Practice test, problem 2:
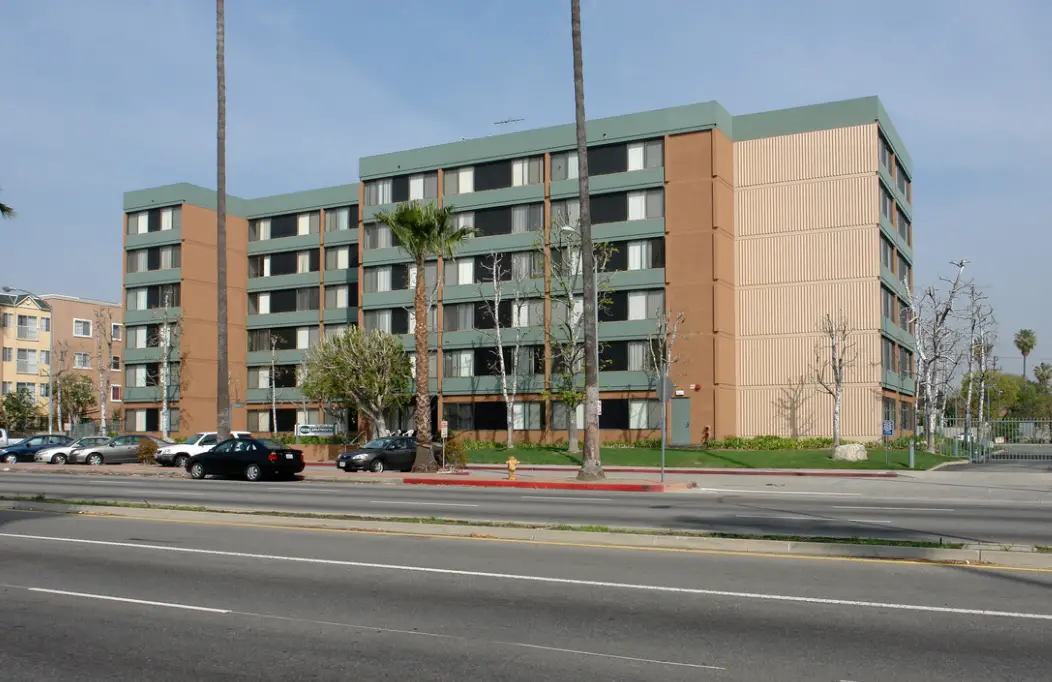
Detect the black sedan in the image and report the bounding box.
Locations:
[185,437,304,482]
[0,434,73,463]
[336,436,439,473]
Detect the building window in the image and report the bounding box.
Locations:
[111,355,121,371]
[510,204,543,233]
[627,189,664,221]
[512,402,542,431]
[899,347,913,378]
[511,251,544,280]
[40,350,50,366]
[627,139,664,171]
[41,317,50,333]
[898,299,911,331]
[512,157,543,187]
[444,167,475,196]
[408,173,439,201]
[1,347,10,362]
[880,186,894,221]
[881,287,895,323]
[0,382,10,395]
[363,310,392,334]
[364,222,394,250]
[249,218,271,242]
[325,246,355,271]
[16,382,36,398]
[627,239,665,270]
[896,208,912,245]
[880,236,894,272]
[882,397,897,424]
[111,385,122,402]
[1,313,12,328]
[897,255,911,285]
[325,285,350,310]
[551,198,581,228]
[629,399,661,429]
[882,338,895,372]
[126,326,148,349]
[364,179,393,207]
[16,315,38,341]
[40,382,50,398]
[444,257,475,287]
[627,290,665,321]
[878,134,891,171]
[74,352,91,370]
[443,303,475,332]
[627,341,656,372]
[363,266,393,294]
[111,323,123,341]
[297,326,319,349]
[551,402,584,430]
[126,207,181,235]
[550,151,579,181]
[126,364,147,387]
[324,206,353,232]
[73,318,93,338]
[896,162,910,198]
[16,349,38,375]
[442,349,474,378]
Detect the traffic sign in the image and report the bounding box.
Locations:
[440,420,448,439]
[597,400,602,416]
[882,420,895,438]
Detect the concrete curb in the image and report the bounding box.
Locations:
[402,477,697,492]
[929,459,973,471]
[4,500,1049,570]
[463,465,898,478]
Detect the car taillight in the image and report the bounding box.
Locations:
[268,453,278,462]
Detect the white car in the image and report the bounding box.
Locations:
[155,431,252,469]
[34,436,113,464]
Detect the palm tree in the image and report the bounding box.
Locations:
[1014,329,1037,381]
[0,189,14,218]
[570,0,603,480]
[215,0,231,440]
[375,201,473,471]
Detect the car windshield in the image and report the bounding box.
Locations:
[256,439,285,450]
[182,433,204,444]
[74,437,106,447]
[362,438,392,449]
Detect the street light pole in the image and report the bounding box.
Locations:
[3,286,53,432]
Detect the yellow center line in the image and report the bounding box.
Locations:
[6,506,1052,575]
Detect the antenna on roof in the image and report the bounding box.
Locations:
[494,117,525,126]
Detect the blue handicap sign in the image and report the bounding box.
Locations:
[882,420,895,437]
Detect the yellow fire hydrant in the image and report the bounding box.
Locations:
[506,455,519,481]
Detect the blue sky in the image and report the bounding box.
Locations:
[2,0,1049,372]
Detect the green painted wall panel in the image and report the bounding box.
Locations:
[361,246,409,266]
[243,185,359,218]
[443,184,544,212]
[879,215,913,263]
[592,218,665,241]
[246,311,320,329]
[124,386,177,403]
[246,272,321,293]
[246,234,322,256]
[320,268,359,286]
[124,308,182,326]
[550,167,665,200]
[125,230,183,250]
[599,370,656,391]
[322,229,359,246]
[123,183,359,220]
[598,319,660,341]
[881,318,915,351]
[442,375,545,396]
[246,349,308,366]
[125,269,182,288]
[321,307,359,325]
[361,290,413,309]
[123,347,168,363]
[880,265,909,300]
[879,168,912,221]
[247,387,308,404]
[362,198,438,222]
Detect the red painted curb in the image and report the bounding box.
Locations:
[402,478,696,492]
[463,464,897,478]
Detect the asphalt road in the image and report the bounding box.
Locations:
[2,509,1051,680]
[2,470,1052,545]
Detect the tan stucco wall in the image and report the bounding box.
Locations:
[735,123,884,440]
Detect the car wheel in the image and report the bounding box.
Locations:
[189,462,206,479]
[52,454,67,465]
[174,455,189,470]
[245,463,263,482]
[86,453,104,466]
[2,453,18,464]
[369,459,385,473]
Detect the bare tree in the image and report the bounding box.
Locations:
[270,334,280,436]
[53,341,70,433]
[154,292,184,440]
[906,260,970,452]
[963,286,993,448]
[811,312,860,448]
[775,375,813,439]
[93,308,115,435]
[648,311,685,473]
[476,253,533,448]
[215,0,230,440]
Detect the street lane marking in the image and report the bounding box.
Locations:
[11,582,723,672]
[833,506,956,512]
[694,488,862,497]
[845,519,894,525]
[369,501,479,508]
[734,514,814,520]
[5,532,1052,621]
[27,587,231,613]
[521,496,613,502]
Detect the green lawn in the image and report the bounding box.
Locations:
[465,447,953,470]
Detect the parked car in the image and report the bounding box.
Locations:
[186,437,304,482]
[0,434,73,463]
[336,436,440,473]
[0,428,25,449]
[34,436,112,464]
[155,431,252,468]
[71,434,169,465]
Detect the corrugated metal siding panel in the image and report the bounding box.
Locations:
[737,384,883,440]
[733,123,877,188]
[739,332,882,387]
[736,226,879,286]
[738,280,880,337]
[735,176,877,238]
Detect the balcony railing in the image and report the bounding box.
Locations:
[16,361,38,375]
[16,326,39,341]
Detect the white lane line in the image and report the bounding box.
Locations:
[520,496,613,502]
[13,583,722,671]
[369,501,479,508]
[845,519,894,525]
[834,506,955,512]
[733,514,814,521]
[27,587,231,613]
[92,490,206,497]
[694,488,862,497]
[4,532,1052,622]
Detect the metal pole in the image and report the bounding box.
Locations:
[660,363,667,484]
[47,306,53,432]
[884,435,888,466]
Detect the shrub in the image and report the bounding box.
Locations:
[137,439,159,465]
[442,437,469,470]
[706,435,836,451]
[462,440,504,451]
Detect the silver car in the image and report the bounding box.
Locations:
[34,436,112,465]
[72,434,168,466]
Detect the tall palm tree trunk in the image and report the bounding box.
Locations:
[215,0,231,440]
[571,0,603,480]
[412,257,435,471]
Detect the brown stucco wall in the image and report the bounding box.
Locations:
[663,129,737,441]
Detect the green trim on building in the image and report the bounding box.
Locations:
[246,272,322,294]
[124,269,182,288]
[246,349,308,366]
[124,307,182,326]
[246,310,321,329]
[123,347,170,364]
[360,101,732,180]
[123,183,359,219]
[125,230,182,250]
[243,184,359,219]
[247,234,322,256]
[247,387,308,404]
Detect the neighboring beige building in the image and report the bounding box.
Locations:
[41,294,123,431]
[0,293,53,425]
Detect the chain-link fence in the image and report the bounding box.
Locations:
[928,418,1052,462]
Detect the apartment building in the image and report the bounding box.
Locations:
[122,95,915,442]
[0,293,52,422]
[40,295,124,430]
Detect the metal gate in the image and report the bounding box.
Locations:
[936,419,1052,462]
